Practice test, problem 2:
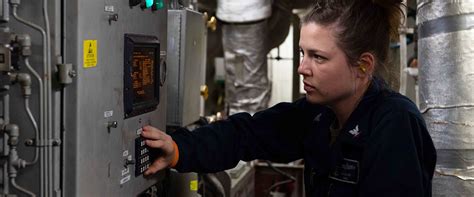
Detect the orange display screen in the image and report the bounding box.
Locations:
[131,47,155,104]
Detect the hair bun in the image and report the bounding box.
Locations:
[371,0,403,8]
[370,0,404,39]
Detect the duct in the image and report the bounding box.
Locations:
[418,23,474,149]
[432,150,474,195]
[216,0,272,23]
[222,20,271,115]
[417,0,474,24]
[417,0,474,195]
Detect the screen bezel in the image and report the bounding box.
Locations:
[123,34,160,119]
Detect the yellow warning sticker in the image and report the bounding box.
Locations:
[190,180,198,191]
[83,40,97,68]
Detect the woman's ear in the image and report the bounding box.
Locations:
[356,52,375,78]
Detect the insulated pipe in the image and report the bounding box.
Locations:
[417,0,474,195]
[10,3,47,196]
[418,0,474,149]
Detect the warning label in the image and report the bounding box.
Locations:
[83,40,97,68]
[190,180,198,191]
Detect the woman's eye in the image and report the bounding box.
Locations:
[312,54,327,62]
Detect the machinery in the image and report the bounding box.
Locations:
[0,0,172,196]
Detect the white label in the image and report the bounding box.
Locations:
[104,110,113,118]
[105,5,115,12]
[120,175,131,185]
[122,150,129,157]
[121,167,130,176]
[136,128,143,135]
[127,155,132,161]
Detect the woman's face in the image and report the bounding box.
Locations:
[298,23,357,105]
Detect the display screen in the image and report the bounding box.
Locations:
[124,34,160,118]
[131,47,155,105]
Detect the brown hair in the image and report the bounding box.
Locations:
[302,0,404,78]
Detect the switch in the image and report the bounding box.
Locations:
[130,0,163,10]
[124,157,135,168]
[142,0,153,9]
[152,0,164,10]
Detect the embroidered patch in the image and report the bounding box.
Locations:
[314,113,322,122]
[348,125,360,137]
[329,158,359,184]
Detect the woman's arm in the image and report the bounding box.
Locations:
[359,100,436,196]
[171,99,322,173]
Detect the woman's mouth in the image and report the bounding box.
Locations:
[303,81,316,93]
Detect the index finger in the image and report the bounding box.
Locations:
[141,126,165,140]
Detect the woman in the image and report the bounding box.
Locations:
[142,0,436,196]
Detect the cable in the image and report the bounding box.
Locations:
[264,161,296,197]
[264,161,296,181]
[267,179,294,197]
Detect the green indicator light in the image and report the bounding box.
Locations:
[155,0,164,9]
[145,0,153,8]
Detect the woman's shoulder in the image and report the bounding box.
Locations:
[372,90,423,121]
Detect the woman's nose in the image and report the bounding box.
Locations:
[298,58,310,76]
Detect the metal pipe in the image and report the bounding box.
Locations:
[24,56,44,144]
[24,58,42,166]
[3,86,9,123]
[24,98,39,165]
[43,0,53,195]
[2,85,10,194]
[10,4,47,196]
[11,178,36,197]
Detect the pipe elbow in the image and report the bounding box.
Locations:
[5,124,19,137]
[17,73,31,87]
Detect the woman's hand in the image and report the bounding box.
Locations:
[141,126,178,175]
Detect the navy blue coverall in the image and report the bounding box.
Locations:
[170,79,437,196]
